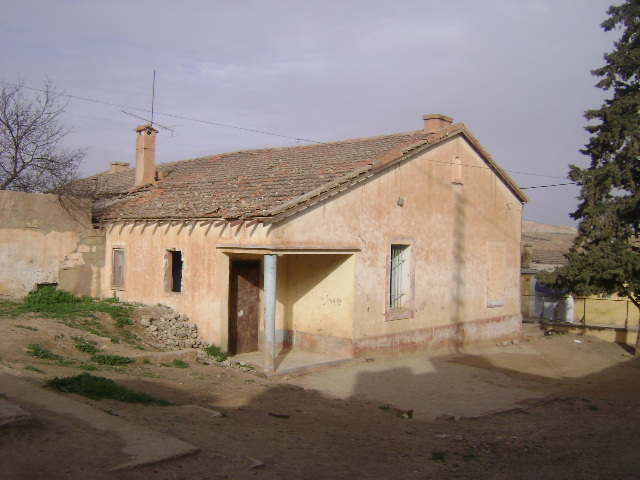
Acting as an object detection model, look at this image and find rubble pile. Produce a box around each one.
[135,305,208,350]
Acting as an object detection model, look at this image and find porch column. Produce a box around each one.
[263,254,277,373]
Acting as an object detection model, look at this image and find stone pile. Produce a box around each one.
[135,305,208,350]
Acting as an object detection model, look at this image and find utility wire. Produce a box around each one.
[520,182,577,190]
[0,79,580,183]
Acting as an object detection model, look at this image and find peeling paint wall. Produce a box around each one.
[0,191,102,298]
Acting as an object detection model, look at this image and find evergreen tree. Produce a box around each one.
[538,1,640,349]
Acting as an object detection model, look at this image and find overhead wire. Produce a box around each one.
[0,80,581,188]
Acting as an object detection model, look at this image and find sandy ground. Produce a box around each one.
[1,312,639,480]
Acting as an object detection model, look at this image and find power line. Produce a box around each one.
[520,182,577,190]
[0,80,578,182]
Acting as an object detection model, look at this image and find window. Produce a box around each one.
[112,248,125,288]
[387,243,414,320]
[166,250,183,293]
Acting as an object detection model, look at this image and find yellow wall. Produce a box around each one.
[280,254,354,338]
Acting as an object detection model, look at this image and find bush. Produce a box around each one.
[204,344,228,362]
[46,373,168,404]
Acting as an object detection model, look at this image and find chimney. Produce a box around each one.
[134,124,158,186]
[109,162,130,173]
[423,114,453,133]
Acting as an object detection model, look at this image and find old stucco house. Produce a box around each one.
[61,114,527,365]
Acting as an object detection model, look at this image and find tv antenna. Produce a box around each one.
[122,70,178,137]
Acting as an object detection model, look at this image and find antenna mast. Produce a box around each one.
[151,70,156,127]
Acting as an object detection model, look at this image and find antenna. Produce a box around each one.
[122,110,176,136]
[151,70,155,127]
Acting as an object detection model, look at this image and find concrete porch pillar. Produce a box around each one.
[263,254,277,373]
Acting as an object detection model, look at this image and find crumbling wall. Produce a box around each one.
[0,191,103,298]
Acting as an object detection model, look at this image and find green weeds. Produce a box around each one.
[172,359,189,368]
[72,336,99,354]
[91,354,134,365]
[46,373,169,405]
[27,344,59,360]
[204,344,228,362]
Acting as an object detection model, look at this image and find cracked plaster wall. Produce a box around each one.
[0,191,103,298]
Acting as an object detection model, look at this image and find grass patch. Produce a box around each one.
[27,344,60,360]
[72,336,99,354]
[204,344,228,362]
[3,287,144,347]
[91,354,134,365]
[15,286,134,332]
[172,359,189,369]
[46,373,169,405]
[24,365,45,373]
[78,364,98,371]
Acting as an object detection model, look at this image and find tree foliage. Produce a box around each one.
[0,78,86,192]
[538,1,640,311]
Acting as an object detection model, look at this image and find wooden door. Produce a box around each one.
[228,261,260,354]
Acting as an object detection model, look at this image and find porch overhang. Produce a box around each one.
[216,244,361,255]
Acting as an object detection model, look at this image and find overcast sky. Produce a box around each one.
[1,0,618,226]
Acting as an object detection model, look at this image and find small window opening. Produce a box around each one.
[390,244,410,310]
[167,250,183,293]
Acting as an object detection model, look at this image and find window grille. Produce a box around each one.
[390,245,408,309]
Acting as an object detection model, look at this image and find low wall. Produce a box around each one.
[0,191,103,298]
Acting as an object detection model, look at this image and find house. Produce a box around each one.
[521,222,639,334]
[72,114,527,368]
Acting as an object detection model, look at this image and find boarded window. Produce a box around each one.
[166,250,183,293]
[112,248,125,288]
[389,244,411,311]
[487,242,505,307]
[452,157,463,184]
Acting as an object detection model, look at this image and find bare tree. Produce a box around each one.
[0,78,86,192]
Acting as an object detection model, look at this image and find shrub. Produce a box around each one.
[46,373,168,404]
[204,344,228,362]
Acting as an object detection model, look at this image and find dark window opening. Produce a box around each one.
[167,250,183,293]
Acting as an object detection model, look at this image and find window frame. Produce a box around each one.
[111,247,125,289]
[385,240,415,321]
[165,249,183,293]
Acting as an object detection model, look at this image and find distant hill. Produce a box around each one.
[522,222,577,268]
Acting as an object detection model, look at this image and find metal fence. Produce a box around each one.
[522,294,639,329]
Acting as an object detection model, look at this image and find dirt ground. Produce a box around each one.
[1,311,639,480]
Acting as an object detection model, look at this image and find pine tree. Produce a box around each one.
[538,1,640,350]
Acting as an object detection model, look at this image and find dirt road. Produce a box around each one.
[1,314,639,479]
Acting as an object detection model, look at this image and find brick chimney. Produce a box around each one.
[134,124,158,186]
[423,114,453,133]
[109,162,130,173]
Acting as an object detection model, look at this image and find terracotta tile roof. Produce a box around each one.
[74,124,526,222]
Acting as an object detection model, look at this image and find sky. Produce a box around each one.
[1,0,619,226]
